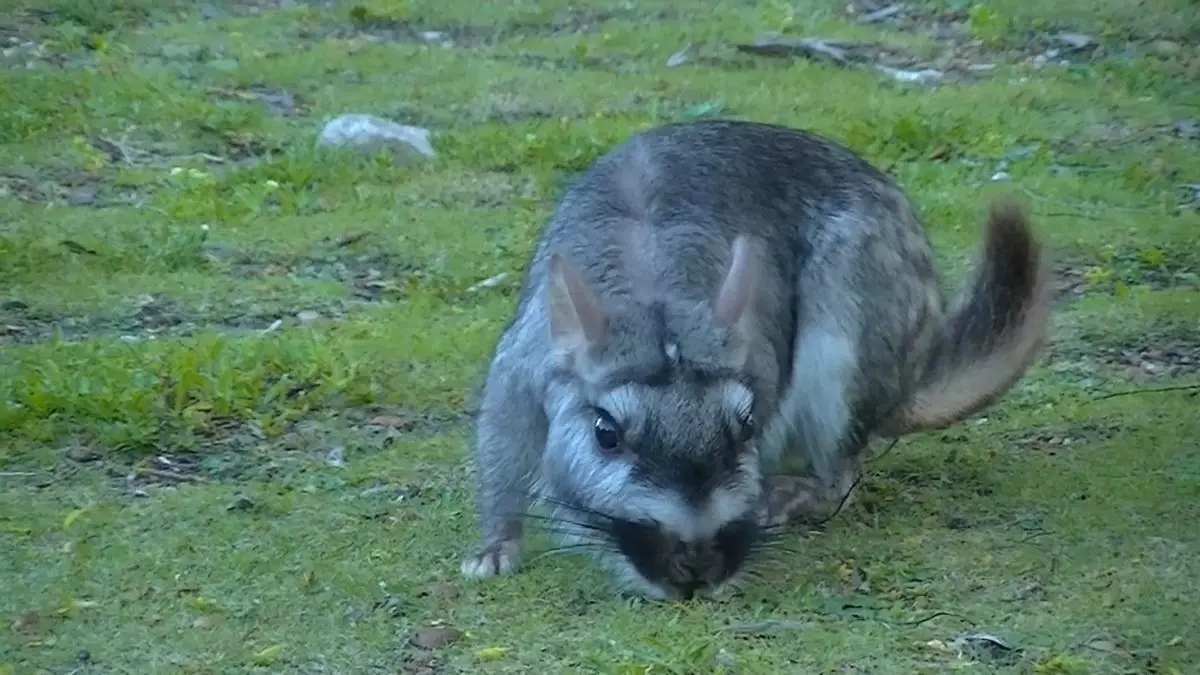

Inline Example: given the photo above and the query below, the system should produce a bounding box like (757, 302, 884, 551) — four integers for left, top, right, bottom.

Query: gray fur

(460, 119, 1052, 599)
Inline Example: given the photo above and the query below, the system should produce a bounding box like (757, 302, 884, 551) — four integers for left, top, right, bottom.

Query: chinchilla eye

(592, 409, 622, 452)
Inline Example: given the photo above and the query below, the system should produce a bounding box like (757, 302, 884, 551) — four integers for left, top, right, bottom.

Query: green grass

(2, 0, 1199, 672)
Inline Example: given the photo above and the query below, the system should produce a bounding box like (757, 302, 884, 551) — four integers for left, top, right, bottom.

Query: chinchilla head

(536, 236, 767, 600)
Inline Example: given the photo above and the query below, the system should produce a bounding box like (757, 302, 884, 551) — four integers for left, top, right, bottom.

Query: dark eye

(593, 409, 623, 452)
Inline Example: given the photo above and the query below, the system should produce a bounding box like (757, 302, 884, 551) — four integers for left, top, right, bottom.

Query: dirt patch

(208, 85, 310, 117)
(1051, 262, 1090, 305)
(1045, 244, 1200, 307)
(493, 52, 633, 76)
(1094, 336, 1200, 379)
(0, 168, 144, 209)
(839, 1, 1148, 73)
(1053, 120, 1200, 162)
(307, 6, 668, 49)
(842, 2, 984, 54)
(0, 292, 320, 347)
(1007, 421, 1123, 455)
(223, 243, 423, 302)
(143, 407, 460, 482)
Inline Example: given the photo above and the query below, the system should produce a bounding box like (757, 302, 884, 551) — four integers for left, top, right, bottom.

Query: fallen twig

(334, 231, 372, 248)
(734, 36, 852, 65)
(1093, 384, 1200, 401)
(860, 4, 905, 23)
(136, 467, 209, 483)
(0, 471, 37, 477)
(733, 32, 951, 86)
(896, 610, 975, 627)
(724, 619, 810, 635)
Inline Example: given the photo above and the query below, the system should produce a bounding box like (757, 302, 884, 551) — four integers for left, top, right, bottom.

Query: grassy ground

(2, 0, 1198, 672)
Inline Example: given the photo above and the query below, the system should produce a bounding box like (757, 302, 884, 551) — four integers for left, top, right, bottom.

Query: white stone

(317, 114, 436, 162)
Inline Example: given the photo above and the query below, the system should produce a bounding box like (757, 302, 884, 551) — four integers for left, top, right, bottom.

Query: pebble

(317, 114, 436, 163)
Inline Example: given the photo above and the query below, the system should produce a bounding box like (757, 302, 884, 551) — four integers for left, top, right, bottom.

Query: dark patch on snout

(610, 516, 758, 600)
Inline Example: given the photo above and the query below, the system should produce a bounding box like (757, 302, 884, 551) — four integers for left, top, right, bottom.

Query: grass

(2, 0, 1199, 672)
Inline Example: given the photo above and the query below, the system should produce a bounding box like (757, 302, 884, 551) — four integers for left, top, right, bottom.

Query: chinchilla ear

(546, 252, 607, 357)
(712, 235, 757, 329)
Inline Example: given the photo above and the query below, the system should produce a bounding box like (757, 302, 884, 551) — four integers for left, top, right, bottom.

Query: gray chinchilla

(459, 119, 1052, 600)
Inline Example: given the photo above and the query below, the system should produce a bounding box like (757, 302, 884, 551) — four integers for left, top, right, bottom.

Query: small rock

(317, 114, 436, 163)
(991, 171, 1011, 182)
(325, 446, 346, 468)
(877, 65, 944, 85)
(666, 44, 691, 67)
(943, 514, 971, 529)
(714, 647, 738, 669)
(67, 446, 99, 463)
(67, 184, 100, 206)
(77, 649, 91, 663)
(296, 310, 320, 324)
(226, 493, 255, 511)
(359, 484, 394, 499)
(1173, 120, 1199, 138)
(952, 632, 1018, 662)
(1151, 39, 1181, 57)
(1055, 32, 1095, 51)
(467, 273, 509, 293)
(410, 626, 462, 649)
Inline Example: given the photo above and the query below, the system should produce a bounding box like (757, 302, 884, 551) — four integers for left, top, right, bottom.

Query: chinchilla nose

(667, 540, 722, 594)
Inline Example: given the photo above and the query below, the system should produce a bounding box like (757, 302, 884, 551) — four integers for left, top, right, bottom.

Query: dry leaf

(63, 508, 86, 530)
(249, 644, 283, 666)
(476, 646, 510, 660)
(26, 637, 57, 648)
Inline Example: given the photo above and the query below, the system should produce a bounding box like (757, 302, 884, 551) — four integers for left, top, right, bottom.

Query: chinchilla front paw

(460, 539, 522, 579)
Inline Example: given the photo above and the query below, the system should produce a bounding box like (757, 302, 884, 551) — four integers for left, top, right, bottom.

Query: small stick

(1093, 384, 1200, 401)
(136, 467, 209, 483)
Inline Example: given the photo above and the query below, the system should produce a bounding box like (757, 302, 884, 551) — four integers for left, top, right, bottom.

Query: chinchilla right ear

(546, 252, 608, 368)
(711, 235, 758, 368)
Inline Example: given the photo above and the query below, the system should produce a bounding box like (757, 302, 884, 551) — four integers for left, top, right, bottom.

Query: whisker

(528, 524, 612, 542)
(517, 511, 613, 534)
(527, 543, 617, 565)
(530, 495, 618, 522)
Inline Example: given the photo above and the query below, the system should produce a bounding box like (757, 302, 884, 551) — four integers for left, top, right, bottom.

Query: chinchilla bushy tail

(880, 198, 1052, 436)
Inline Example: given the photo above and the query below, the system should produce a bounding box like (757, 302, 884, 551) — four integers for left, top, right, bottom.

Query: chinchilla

(459, 119, 1052, 600)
